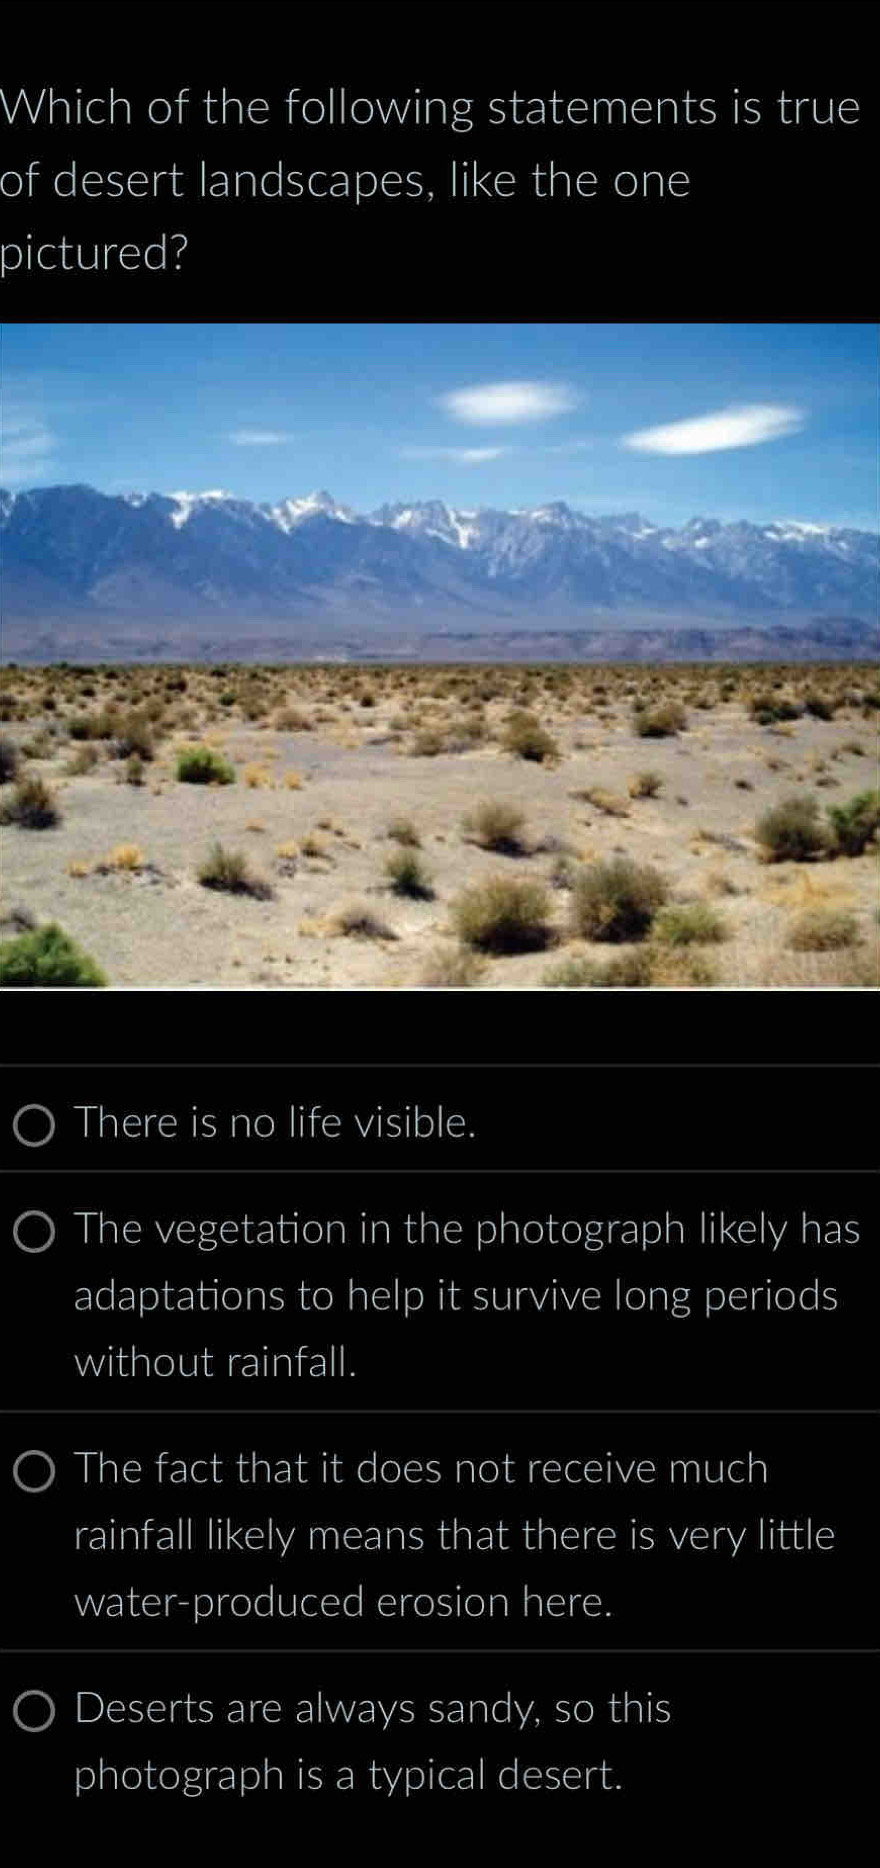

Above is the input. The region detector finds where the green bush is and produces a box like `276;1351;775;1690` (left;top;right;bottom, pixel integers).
0;923;106;988
826;791;880;858
453;876;552;953
754;793;826;861
177;745;235;785
0;774;61;828
571;857;667;942
653;902;729;946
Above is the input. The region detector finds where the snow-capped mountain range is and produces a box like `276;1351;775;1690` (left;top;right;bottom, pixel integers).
0;485;875;642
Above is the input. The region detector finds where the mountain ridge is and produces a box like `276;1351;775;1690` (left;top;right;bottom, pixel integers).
1;484;876;662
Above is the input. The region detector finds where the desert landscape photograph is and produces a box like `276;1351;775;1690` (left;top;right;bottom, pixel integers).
1;321;877;990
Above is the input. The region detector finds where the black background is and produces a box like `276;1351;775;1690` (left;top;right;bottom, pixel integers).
2;0;878;1844
2;1062;878;1841
0;2;876;321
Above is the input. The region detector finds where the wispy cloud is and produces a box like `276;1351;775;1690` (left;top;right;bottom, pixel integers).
228;428;295;446
623;404;805;456
541;438;593;456
399;445;509;463
0;414;56;485
439;380;578;425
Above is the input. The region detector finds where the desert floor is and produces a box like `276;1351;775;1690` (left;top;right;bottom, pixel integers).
1;662;878;990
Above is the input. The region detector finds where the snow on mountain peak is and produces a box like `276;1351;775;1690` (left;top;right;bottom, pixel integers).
169;489;237;528
269;490;353;531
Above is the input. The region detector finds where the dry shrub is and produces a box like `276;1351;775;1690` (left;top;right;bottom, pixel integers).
332;902;397;941
653;902;729;946
107;843;145;873
648;947;720;988
754;793;826;862
420;946;487;988
545;949;651;989
453;875;553;953
198;843;274;899
628;770;663;798
462;799;527;854
302;830;331;859
384;848;434;898
387;816;421;847
0;774;60;828
787;906;860;952
572;785;630;817
65;744;101;776
633;700;687;738
571;857;667;942
502;710;559;763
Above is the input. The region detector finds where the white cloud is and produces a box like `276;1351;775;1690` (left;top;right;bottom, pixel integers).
439;380;578;425
0;415;55;485
622;403;805;456
399;445;509;463
228;428;295;446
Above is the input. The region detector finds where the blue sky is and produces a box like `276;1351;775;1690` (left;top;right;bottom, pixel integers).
1;323;876;529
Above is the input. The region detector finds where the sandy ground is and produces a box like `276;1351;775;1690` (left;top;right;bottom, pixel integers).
1;677;878;990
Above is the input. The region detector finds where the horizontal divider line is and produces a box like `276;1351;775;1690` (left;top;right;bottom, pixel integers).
2;1647;876;1657
3;1166;875;1175
2;1407;877;1416
5;1063;875;1072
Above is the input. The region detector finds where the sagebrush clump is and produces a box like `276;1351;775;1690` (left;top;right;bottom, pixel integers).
633;701;687;738
754;794;827;862
502;710;559;764
453;876;552;953
0;774;61;829
787;906;860;952
653;902;729;946
384;848;434;898
198;842;274;898
462;799;527;853
387;816;421;848
419;946;486;988
570;857;667;942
